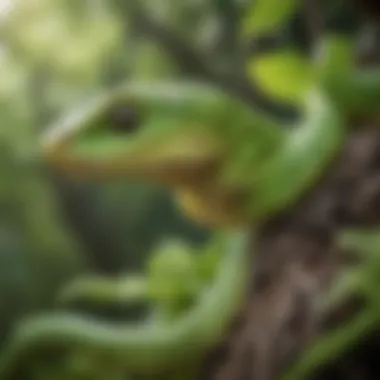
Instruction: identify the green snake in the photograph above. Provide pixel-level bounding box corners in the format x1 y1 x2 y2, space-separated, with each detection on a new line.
0 231 250 379
0 34 380 379
58 237 224 312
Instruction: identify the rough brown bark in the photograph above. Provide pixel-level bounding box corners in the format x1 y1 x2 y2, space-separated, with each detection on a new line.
200 122 380 380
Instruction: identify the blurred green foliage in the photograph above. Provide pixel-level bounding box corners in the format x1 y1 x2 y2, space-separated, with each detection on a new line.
0 0 366 377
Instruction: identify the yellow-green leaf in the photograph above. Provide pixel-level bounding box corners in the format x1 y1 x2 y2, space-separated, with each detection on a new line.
242 0 300 37
314 35 355 82
247 50 313 104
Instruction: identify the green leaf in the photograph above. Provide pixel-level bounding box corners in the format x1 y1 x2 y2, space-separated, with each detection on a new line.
247 50 313 104
314 35 355 90
242 0 300 37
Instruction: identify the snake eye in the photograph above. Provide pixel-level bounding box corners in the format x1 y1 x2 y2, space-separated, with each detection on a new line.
106 105 140 134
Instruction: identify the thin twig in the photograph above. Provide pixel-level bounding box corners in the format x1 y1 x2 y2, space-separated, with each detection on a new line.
303 0 325 49
213 0 243 69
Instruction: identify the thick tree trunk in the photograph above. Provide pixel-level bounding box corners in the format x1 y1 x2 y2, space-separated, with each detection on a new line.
201 122 380 380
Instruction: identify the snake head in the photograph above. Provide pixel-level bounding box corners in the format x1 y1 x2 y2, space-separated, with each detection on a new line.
41 81 283 227
41 81 226 188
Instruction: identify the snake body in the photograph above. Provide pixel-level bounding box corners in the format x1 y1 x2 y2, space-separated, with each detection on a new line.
0 35 380 379
0 232 249 378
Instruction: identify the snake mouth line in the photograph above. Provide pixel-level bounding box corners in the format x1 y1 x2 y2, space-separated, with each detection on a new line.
42 125 224 186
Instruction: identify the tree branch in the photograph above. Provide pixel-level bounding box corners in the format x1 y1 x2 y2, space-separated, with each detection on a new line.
120 2 294 119
303 0 325 49
213 0 242 66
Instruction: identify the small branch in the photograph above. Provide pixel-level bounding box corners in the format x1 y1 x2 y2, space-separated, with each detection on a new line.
213 0 242 67
303 0 325 49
